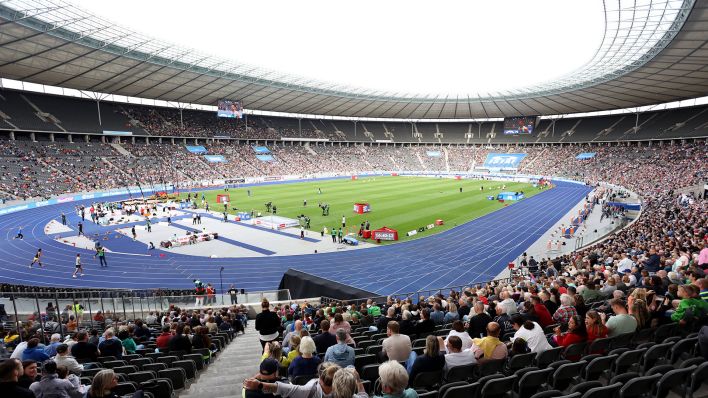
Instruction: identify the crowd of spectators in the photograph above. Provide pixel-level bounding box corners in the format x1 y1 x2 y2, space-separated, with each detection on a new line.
0 302 248 397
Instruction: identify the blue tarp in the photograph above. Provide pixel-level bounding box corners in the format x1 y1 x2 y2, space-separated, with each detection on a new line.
256 154 275 162
185 145 207 154
253 146 271 154
576 152 597 160
204 155 227 163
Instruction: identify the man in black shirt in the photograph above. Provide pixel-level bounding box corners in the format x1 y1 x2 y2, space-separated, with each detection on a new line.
466 302 492 338
229 284 239 305
415 308 435 335
0 359 35 398
168 327 192 353
71 331 99 363
375 307 398 332
312 320 337 356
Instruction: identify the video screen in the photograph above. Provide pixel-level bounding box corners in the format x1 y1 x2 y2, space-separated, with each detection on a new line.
503 116 537 135
217 100 243 119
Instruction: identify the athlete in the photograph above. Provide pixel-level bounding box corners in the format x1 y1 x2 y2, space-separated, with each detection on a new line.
29 249 43 268
72 254 84 278
131 226 137 240
14 227 23 240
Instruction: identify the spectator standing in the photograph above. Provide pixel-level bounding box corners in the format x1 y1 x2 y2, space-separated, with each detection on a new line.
256 299 281 350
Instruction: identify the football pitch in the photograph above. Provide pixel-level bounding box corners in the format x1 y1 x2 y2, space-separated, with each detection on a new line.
181 176 540 242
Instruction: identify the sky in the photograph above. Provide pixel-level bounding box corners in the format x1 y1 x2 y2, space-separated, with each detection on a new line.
70 0 605 97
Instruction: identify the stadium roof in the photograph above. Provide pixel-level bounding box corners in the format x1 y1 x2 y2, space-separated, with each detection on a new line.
0 0 707 119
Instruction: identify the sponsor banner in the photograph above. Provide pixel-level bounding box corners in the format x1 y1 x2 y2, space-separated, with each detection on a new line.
204 155 227 163
185 145 208 154
406 230 417 237
426 224 435 230
103 130 133 136
375 139 392 143
264 176 282 182
482 153 527 169
426 151 441 157
81 194 95 199
57 197 75 203
575 152 597 160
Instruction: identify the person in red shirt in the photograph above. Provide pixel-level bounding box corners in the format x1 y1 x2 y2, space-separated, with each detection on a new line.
156 325 172 350
584 310 608 343
531 296 554 327
553 315 586 347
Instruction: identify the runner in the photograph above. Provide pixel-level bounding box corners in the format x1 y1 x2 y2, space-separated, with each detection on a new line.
77 222 83 236
131 226 137 240
72 254 84 278
61 213 67 225
14 227 23 240
29 248 43 268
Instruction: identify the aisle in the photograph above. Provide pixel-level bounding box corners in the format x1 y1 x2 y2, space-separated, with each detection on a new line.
181 326 262 398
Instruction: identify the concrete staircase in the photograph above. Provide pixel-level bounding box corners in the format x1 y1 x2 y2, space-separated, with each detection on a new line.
180 327 262 398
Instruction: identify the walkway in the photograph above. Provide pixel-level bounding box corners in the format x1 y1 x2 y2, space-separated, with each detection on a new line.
181 326 262 398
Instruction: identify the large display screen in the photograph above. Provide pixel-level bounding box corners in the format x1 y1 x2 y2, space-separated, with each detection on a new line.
217 100 243 118
503 116 537 135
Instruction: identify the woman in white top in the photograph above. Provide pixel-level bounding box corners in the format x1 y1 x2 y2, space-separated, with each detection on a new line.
443 320 474 351
510 315 552 353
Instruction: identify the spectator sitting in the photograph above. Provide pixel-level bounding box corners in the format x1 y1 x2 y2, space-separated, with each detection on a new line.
381 321 412 362
414 309 435 336
510 338 530 357
259 341 282 363
376 307 398 332
117 329 137 355
531 296 554 328
442 335 476 372
324 328 355 368
168 324 192 354
288 336 321 379
244 358 282 398
53 344 83 376
87 330 100 347
671 284 708 324
313 320 337 356
44 333 63 357
443 321 473 351
429 303 445 326
283 320 304 352
133 320 151 342
601 298 637 337
155 325 172 350
584 310 608 343
471 322 508 362
22 338 49 362
399 311 416 336
18 360 39 389
408 335 444 381
443 303 460 324
375 361 417 398
281 335 301 367
552 315 586 360
510 315 552 354
85 369 119 398
29 359 83 398
0 358 35 398
98 330 123 359
553 294 578 325
467 302 492 339
70 332 98 363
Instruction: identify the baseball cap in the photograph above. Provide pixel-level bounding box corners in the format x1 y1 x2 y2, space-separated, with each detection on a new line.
260 358 279 376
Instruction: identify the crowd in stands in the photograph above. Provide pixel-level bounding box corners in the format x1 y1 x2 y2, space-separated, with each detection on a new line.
0 302 248 397
0 137 704 203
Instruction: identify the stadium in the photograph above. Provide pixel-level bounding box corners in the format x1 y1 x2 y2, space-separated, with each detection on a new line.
0 0 706 397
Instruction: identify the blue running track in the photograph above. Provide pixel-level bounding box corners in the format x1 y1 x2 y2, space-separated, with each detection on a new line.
0 181 591 295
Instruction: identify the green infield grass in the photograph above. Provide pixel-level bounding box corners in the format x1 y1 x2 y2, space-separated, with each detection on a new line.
180 176 542 242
